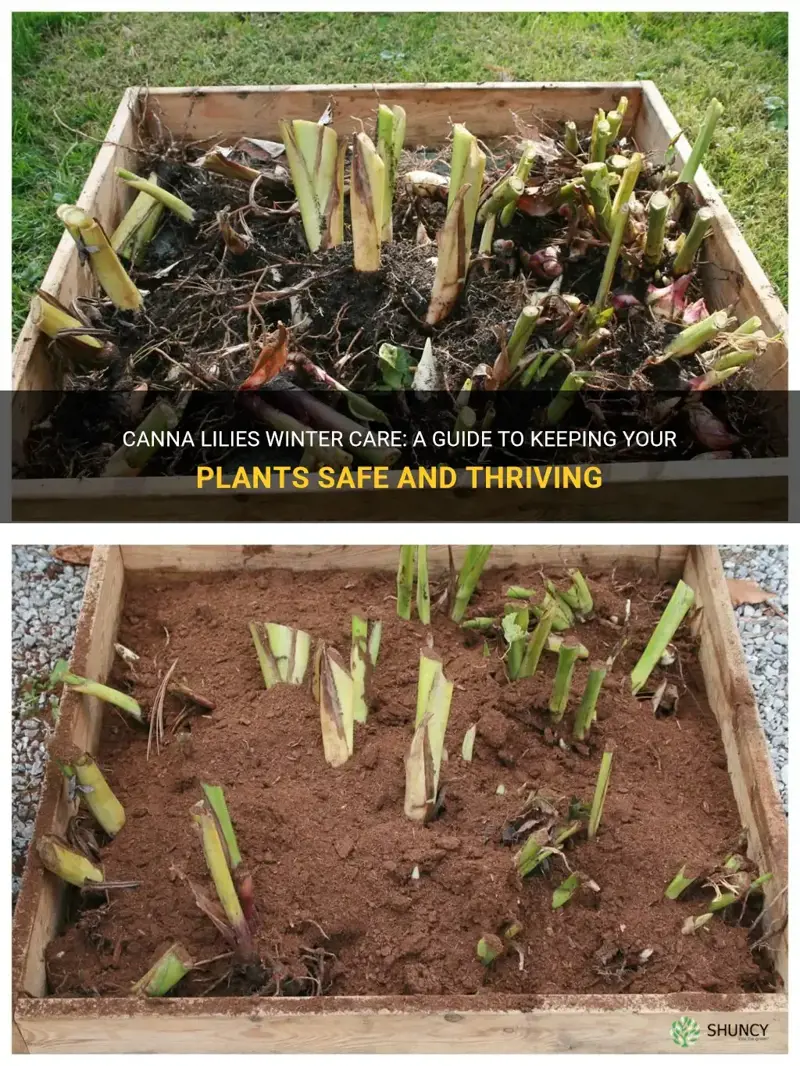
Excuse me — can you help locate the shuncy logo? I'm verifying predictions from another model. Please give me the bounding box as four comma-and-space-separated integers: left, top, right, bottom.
671, 1016, 701, 1048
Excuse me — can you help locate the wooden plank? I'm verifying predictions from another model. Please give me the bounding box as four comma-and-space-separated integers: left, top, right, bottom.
638, 82, 787, 390
118, 543, 689, 579
12, 548, 125, 1001
143, 82, 642, 144
15, 994, 787, 1054
11, 455, 788, 522
683, 546, 788, 984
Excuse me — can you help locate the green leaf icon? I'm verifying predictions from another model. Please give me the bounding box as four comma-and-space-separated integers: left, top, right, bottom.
671, 1016, 701, 1047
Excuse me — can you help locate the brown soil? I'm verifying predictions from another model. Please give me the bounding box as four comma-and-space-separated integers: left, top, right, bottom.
45, 563, 768, 999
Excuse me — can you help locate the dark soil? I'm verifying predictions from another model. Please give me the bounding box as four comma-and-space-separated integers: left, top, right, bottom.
44, 562, 770, 999
19, 117, 781, 479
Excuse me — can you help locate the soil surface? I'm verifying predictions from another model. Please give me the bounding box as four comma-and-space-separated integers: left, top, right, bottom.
45, 563, 768, 999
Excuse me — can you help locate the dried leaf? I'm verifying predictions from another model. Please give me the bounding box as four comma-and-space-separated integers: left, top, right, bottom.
726, 578, 776, 608
239, 324, 288, 390
51, 546, 93, 566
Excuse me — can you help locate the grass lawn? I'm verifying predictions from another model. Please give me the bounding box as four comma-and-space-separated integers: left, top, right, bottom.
12, 10, 788, 335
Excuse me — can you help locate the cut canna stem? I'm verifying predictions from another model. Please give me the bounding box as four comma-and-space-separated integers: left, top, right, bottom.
397, 546, 415, 620
462, 616, 496, 631
606, 110, 623, 142
587, 751, 613, 839
351, 615, 380, 722
560, 569, 593, 620
592, 202, 629, 315
316, 643, 354, 768
37, 835, 104, 887
477, 175, 524, 223
565, 121, 581, 155
504, 606, 530, 681
478, 213, 497, 263
547, 372, 589, 426
549, 637, 582, 720
677, 98, 724, 186
552, 872, 582, 909
631, 580, 695, 694
582, 163, 612, 236
103, 400, 179, 478
49, 659, 142, 722
405, 651, 453, 822
368, 621, 382, 666
73, 753, 126, 836
610, 153, 642, 230
659, 311, 730, 361
132, 943, 193, 997
351, 614, 370, 723
426, 184, 469, 325
417, 545, 431, 624
547, 634, 589, 659
507, 305, 540, 372
110, 171, 164, 260
279, 118, 345, 252
461, 724, 477, 761
375, 103, 407, 242
590, 119, 611, 162
116, 169, 195, 223
515, 837, 558, 878
450, 546, 493, 623
197, 150, 260, 183
573, 662, 607, 741
518, 603, 555, 679
514, 141, 537, 183
644, 191, 670, 267
476, 934, 505, 965
673, 206, 714, 275
665, 865, 697, 900
201, 784, 254, 921
58, 206, 142, 311
30, 292, 106, 358
351, 132, 386, 272
533, 591, 572, 631
448, 124, 486, 250
507, 585, 535, 600
249, 623, 311, 687
192, 800, 254, 958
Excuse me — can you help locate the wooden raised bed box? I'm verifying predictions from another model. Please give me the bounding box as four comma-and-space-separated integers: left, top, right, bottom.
11, 82, 788, 522
12, 545, 787, 1053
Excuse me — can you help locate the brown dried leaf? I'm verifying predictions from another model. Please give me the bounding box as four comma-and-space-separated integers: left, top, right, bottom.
239, 323, 288, 390
726, 578, 776, 608
51, 545, 93, 566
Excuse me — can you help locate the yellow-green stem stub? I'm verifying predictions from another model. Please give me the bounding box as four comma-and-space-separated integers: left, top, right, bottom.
405, 654, 453, 822
74, 753, 126, 836
201, 784, 242, 869
37, 835, 104, 887
116, 168, 195, 223
317, 644, 354, 767
131, 943, 193, 996
630, 580, 695, 693
588, 751, 613, 839
49, 659, 143, 722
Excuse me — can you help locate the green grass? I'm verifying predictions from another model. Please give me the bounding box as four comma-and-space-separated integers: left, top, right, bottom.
12, 11, 788, 334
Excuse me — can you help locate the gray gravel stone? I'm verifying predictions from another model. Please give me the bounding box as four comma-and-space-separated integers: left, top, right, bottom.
719, 545, 788, 811
11, 546, 88, 899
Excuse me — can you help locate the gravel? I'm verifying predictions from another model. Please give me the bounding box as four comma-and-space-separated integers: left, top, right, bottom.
718, 545, 788, 811
10, 544, 788, 899
12, 546, 88, 899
